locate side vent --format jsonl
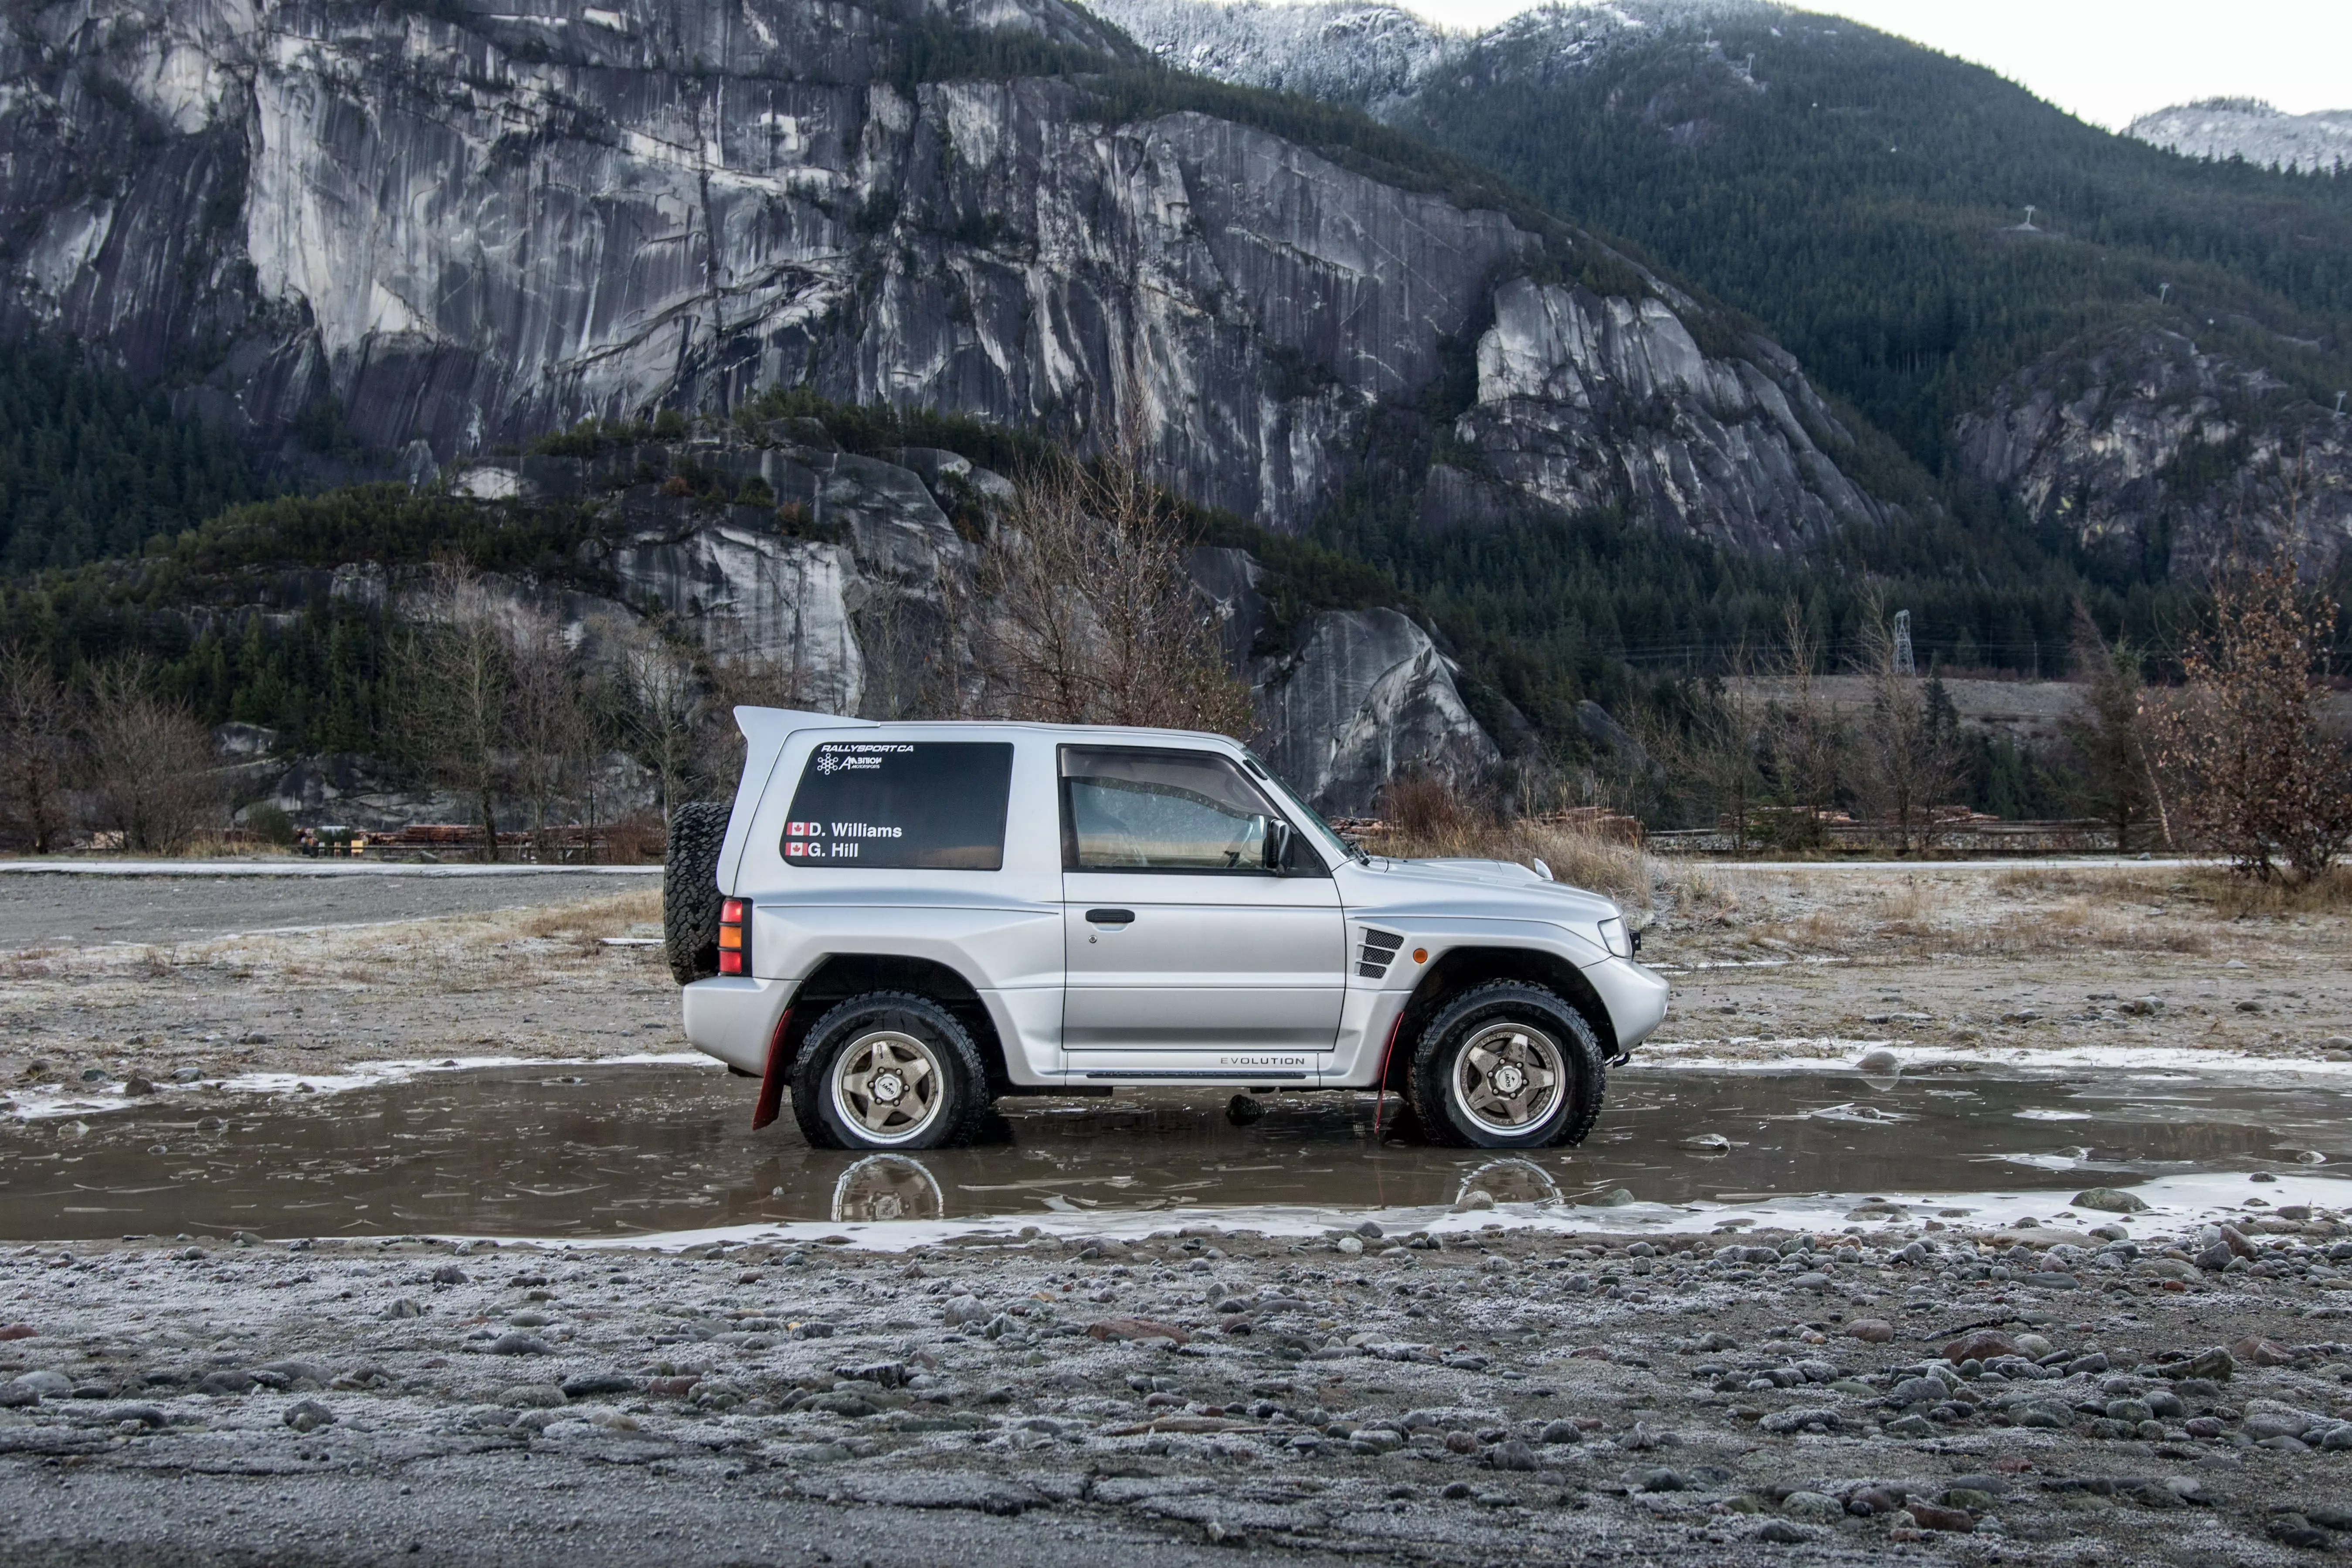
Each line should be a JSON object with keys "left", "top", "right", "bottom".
{"left": 1357, "top": 927, "right": 1405, "bottom": 980}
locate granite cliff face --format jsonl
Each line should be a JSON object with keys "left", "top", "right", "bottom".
{"left": 1955, "top": 332, "right": 2352, "bottom": 575}
{"left": 1096, "top": 0, "right": 2352, "bottom": 575}
{"left": 1460, "top": 277, "right": 1881, "bottom": 551}
{"left": 275, "top": 430, "right": 1486, "bottom": 823}
{"left": 1, "top": 0, "right": 1884, "bottom": 549}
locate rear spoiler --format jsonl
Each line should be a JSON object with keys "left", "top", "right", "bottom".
{"left": 717, "top": 706, "right": 876, "bottom": 892}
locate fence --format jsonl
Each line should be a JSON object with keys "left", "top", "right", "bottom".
{"left": 360, "top": 821, "right": 666, "bottom": 863}
{"left": 1644, "top": 816, "right": 2121, "bottom": 857}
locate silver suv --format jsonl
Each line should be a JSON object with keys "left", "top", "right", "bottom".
{"left": 668, "top": 709, "right": 1667, "bottom": 1152}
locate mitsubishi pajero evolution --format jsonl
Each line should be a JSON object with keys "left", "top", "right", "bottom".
{"left": 668, "top": 709, "right": 1668, "bottom": 1152}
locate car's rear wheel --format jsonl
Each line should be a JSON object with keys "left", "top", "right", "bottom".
{"left": 791, "top": 992, "right": 991, "bottom": 1151}
{"left": 663, "top": 802, "right": 729, "bottom": 985}
{"left": 1405, "top": 981, "right": 1606, "bottom": 1149}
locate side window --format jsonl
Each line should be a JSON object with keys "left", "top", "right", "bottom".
{"left": 781, "top": 742, "right": 1013, "bottom": 870}
{"left": 1062, "top": 748, "right": 1280, "bottom": 872}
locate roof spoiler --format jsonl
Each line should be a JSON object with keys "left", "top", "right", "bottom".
{"left": 717, "top": 707, "right": 877, "bottom": 890}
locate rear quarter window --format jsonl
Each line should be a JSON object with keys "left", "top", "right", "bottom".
{"left": 781, "top": 741, "right": 1014, "bottom": 870}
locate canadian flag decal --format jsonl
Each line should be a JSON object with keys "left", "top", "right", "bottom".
{"left": 787, "top": 821, "right": 811, "bottom": 836}
{"left": 786, "top": 841, "right": 806, "bottom": 857}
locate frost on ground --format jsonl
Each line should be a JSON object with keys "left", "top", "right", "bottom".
{"left": 5, "top": 865, "right": 2349, "bottom": 1113}
{"left": 1638, "top": 863, "right": 2352, "bottom": 1068}
{"left": 6, "top": 1218, "right": 2352, "bottom": 1565}
{"left": 0, "top": 891, "right": 674, "bottom": 1106}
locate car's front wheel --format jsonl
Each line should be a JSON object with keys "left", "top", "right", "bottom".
{"left": 790, "top": 992, "right": 991, "bottom": 1151}
{"left": 1405, "top": 981, "right": 1606, "bottom": 1149}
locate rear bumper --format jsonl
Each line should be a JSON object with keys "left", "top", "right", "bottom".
{"left": 682, "top": 977, "right": 792, "bottom": 1075}
{"left": 1585, "top": 955, "right": 1670, "bottom": 1056}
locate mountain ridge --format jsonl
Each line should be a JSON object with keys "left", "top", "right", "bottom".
{"left": 0, "top": 0, "right": 1897, "bottom": 558}
{"left": 1087, "top": 0, "right": 2352, "bottom": 577}
{"left": 2129, "top": 99, "right": 2352, "bottom": 175}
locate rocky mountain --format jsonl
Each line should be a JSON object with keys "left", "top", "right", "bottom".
{"left": 0, "top": 0, "right": 1885, "bottom": 559}
{"left": 1955, "top": 331, "right": 2352, "bottom": 577}
{"left": 75, "top": 408, "right": 1500, "bottom": 824}
{"left": 2129, "top": 100, "right": 2352, "bottom": 174}
{"left": 1091, "top": 0, "right": 2352, "bottom": 579}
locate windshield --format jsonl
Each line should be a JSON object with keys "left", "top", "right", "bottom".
{"left": 1243, "top": 752, "right": 1366, "bottom": 865}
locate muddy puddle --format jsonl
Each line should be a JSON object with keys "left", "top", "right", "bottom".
{"left": 4, "top": 1061, "right": 2350, "bottom": 1242}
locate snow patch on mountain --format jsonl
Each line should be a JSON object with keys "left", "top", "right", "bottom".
{"left": 1084, "top": 0, "right": 1775, "bottom": 115}
{"left": 1082, "top": 0, "right": 1457, "bottom": 114}
{"left": 2128, "top": 99, "right": 2352, "bottom": 173}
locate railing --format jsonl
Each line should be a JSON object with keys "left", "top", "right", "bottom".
{"left": 1645, "top": 817, "right": 2122, "bottom": 856}
{"left": 361, "top": 822, "right": 667, "bottom": 863}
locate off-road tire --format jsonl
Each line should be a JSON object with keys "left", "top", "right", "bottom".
{"left": 663, "top": 801, "right": 730, "bottom": 985}
{"left": 791, "top": 991, "right": 992, "bottom": 1151}
{"left": 1405, "top": 981, "right": 1606, "bottom": 1150}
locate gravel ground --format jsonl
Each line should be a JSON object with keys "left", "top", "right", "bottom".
{"left": 1, "top": 889, "right": 675, "bottom": 1088}
{"left": 6, "top": 1216, "right": 2352, "bottom": 1566}
{"left": 3, "top": 862, "right": 2348, "bottom": 1096}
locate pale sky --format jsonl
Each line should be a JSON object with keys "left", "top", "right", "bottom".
{"left": 1390, "top": 0, "right": 2352, "bottom": 130}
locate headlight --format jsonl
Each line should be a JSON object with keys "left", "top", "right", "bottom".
{"left": 1596, "top": 915, "right": 1631, "bottom": 959}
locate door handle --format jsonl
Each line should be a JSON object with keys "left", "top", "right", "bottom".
{"left": 1085, "top": 909, "right": 1135, "bottom": 926}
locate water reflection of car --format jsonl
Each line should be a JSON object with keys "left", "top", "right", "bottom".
{"left": 831, "top": 1155, "right": 945, "bottom": 1224}
{"left": 668, "top": 710, "right": 1669, "bottom": 1154}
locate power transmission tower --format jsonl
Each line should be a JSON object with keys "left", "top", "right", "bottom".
{"left": 1893, "top": 610, "right": 1914, "bottom": 676}
{"left": 2022, "top": 205, "right": 2036, "bottom": 229}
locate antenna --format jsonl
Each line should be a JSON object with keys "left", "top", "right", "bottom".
{"left": 2159, "top": 282, "right": 2171, "bottom": 304}
{"left": 1894, "top": 611, "right": 1914, "bottom": 677}
{"left": 2022, "top": 204, "right": 2036, "bottom": 229}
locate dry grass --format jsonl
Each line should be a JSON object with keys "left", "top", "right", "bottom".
{"left": 1658, "top": 860, "right": 2231, "bottom": 962}
{"left": 501, "top": 888, "right": 662, "bottom": 946}
{"left": 1363, "top": 777, "right": 1656, "bottom": 907}
{"left": 2187, "top": 864, "right": 2352, "bottom": 919}
{"left": 1369, "top": 818, "right": 1655, "bottom": 909}
{"left": 1989, "top": 867, "right": 2175, "bottom": 901}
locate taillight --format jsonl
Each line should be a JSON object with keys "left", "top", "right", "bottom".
{"left": 718, "top": 898, "right": 750, "bottom": 975}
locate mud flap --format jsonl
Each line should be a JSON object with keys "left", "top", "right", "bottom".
{"left": 751, "top": 1008, "right": 793, "bottom": 1130}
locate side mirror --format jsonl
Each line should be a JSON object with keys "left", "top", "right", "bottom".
{"left": 1263, "top": 818, "right": 1294, "bottom": 872}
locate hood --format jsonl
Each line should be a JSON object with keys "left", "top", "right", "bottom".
{"left": 1337, "top": 855, "right": 1624, "bottom": 927}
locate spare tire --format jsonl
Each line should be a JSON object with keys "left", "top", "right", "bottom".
{"left": 663, "top": 801, "right": 730, "bottom": 984}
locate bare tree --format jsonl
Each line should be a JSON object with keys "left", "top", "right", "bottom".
{"left": 1850, "top": 601, "right": 1968, "bottom": 854}
{"left": 2059, "top": 604, "right": 2156, "bottom": 853}
{"left": 2154, "top": 546, "right": 2352, "bottom": 883}
{"left": 970, "top": 421, "right": 1252, "bottom": 736}
{"left": 1675, "top": 646, "right": 1767, "bottom": 848}
{"left": 0, "top": 645, "right": 72, "bottom": 852}
{"left": 81, "top": 654, "right": 222, "bottom": 852}
{"left": 1757, "top": 601, "right": 1842, "bottom": 848}
{"left": 612, "top": 621, "right": 707, "bottom": 823}
{"left": 506, "top": 601, "right": 594, "bottom": 862}
{"left": 696, "top": 651, "right": 814, "bottom": 802}
{"left": 399, "top": 562, "right": 516, "bottom": 861}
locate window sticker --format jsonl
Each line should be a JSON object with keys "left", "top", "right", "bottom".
{"left": 781, "top": 742, "right": 1013, "bottom": 870}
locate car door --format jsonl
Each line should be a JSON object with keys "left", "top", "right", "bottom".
{"left": 1059, "top": 746, "right": 1345, "bottom": 1072}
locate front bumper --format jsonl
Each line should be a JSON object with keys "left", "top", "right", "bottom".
{"left": 682, "top": 976, "right": 792, "bottom": 1075}
{"left": 1585, "top": 955, "right": 1670, "bottom": 1058}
